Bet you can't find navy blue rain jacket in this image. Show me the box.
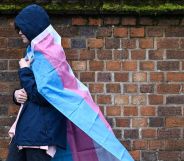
[13,4,67,148]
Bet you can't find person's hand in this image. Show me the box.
[14,89,28,104]
[19,58,32,68]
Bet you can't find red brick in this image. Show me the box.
[167,50,184,59]
[142,151,157,161]
[114,72,129,82]
[150,72,164,82]
[124,84,138,93]
[158,128,181,139]
[0,148,8,159]
[123,106,138,116]
[97,72,112,82]
[148,50,164,60]
[121,17,136,26]
[114,95,129,105]
[113,129,122,139]
[139,38,154,48]
[130,27,145,37]
[61,38,71,48]
[106,83,121,93]
[0,117,15,126]
[104,17,120,25]
[157,84,180,94]
[121,140,131,150]
[158,106,182,116]
[113,49,129,60]
[140,84,154,93]
[130,150,140,161]
[149,117,164,127]
[106,61,121,71]
[133,72,147,82]
[0,105,7,116]
[79,49,95,60]
[140,61,154,71]
[139,17,154,25]
[0,82,9,93]
[148,140,165,150]
[8,104,20,116]
[113,27,128,38]
[131,50,146,60]
[96,27,112,37]
[166,95,184,104]
[166,117,184,128]
[89,60,104,71]
[106,106,121,116]
[149,95,163,105]
[122,39,136,49]
[105,38,120,49]
[0,37,7,48]
[97,95,112,104]
[0,60,8,70]
[142,129,157,138]
[158,151,181,161]
[132,118,147,127]
[89,83,104,93]
[99,106,105,114]
[140,106,156,116]
[0,27,18,37]
[158,18,179,26]
[0,127,9,137]
[88,38,103,49]
[167,72,184,82]
[72,17,87,25]
[165,27,184,37]
[180,39,184,48]
[97,49,112,60]
[165,140,184,150]
[8,60,19,70]
[122,61,137,71]
[132,95,147,105]
[0,139,9,148]
[116,118,130,127]
[133,140,148,150]
[157,38,179,49]
[65,49,79,60]
[88,18,102,26]
[71,61,86,71]
[124,129,139,139]
[57,26,79,37]
[146,27,164,37]
[0,49,24,59]
[80,72,95,82]
[157,61,179,71]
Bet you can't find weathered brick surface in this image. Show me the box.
[0,14,184,161]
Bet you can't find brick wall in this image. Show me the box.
[0,15,184,161]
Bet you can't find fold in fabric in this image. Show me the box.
[28,25,134,161]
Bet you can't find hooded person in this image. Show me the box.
[7,4,134,161]
[6,4,67,161]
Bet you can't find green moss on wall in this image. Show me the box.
[0,2,184,15]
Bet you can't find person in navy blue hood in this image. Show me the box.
[6,4,67,161]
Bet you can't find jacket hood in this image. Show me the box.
[15,4,50,41]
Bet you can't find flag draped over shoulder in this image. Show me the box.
[28,25,134,161]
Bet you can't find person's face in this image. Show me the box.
[19,30,29,44]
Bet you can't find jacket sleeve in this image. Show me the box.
[18,67,51,106]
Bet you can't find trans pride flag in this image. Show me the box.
[28,25,134,161]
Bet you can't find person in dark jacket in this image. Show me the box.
[6,4,67,161]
